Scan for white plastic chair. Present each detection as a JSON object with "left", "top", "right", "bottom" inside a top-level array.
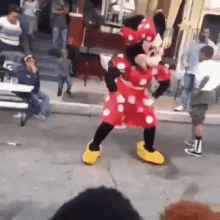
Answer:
[{"left": 0, "top": 51, "right": 25, "bottom": 83}]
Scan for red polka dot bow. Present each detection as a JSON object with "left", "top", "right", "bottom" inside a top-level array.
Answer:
[{"left": 120, "top": 18, "right": 157, "bottom": 45}]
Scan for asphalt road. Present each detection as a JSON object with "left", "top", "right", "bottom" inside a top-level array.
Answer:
[{"left": 0, "top": 113, "right": 220, "bottom": 220}]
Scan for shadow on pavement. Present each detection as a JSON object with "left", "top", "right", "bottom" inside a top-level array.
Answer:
[
  {"left": 0, "top": 201, "right": 58, "bottom": 220},
  {"left": 62, "top": 92, "right": 105, "bottom": 105}
]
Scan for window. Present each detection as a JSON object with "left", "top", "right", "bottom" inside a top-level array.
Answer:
[{"left": 104, "top": 0, "right": 135, "bottom": 27}]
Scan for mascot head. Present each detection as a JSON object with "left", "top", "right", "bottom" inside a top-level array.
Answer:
[{"left": 120, "top": 12, "right": 167, "bottom": 71}]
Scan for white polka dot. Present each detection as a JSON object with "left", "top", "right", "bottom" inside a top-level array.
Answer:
[
  {"left": 118, "top": 104, "right": 124, "bottom": 112},
  {"left": 139, "top": 79, "right": 147, "bottom": 86},
  {"left": 105, "top": 95, "right": 110, "bottom": 102},
  {"left": 141, "top": 34, "right": 146, "bottom": 38},
  {"left": 103, "top": 109, "right": 110, "bottom": 116},
  {"left": 142, "top": 18, "right": 147, "bottom": 22},
  {"left": 147, "top": 36, "right": 152, "bottom": 41},
  {"left": 118, "top": 54, "right": 124, "bottom": 58},
  {"left": 128, "top": 35, "right": 134, "bottom": 41},
  {"left": 117, "top": 63, "right": 126, "bottom": 70},
  {"left": 137, "top": 107, "right": 144, "bottom": 113},
  {"left": 145, "top": 23, "right": 150, "bottom": 29},
  {"left": 146, "top": 116, "right": 154, "bottom": 124},
  {"left": 152, "top": 69, "right": 158, "bottom": 75},
  {"left": 128, "top": 96, "right": 136, "bottom": 104},
  {"left": 119, "top": 69, "right": 125, "bottom": 73},
  {"left": 115, "top": 124, "right": 126, "bottom": 129},
  {"left": 143, "top": 99, "right": 154, "bottom": 106},
  {"left": 117, "top": 94, "right": 125, "bottom": 103},
  {"left": 138, "top": 25, "right": 143, "bottom": 29}
]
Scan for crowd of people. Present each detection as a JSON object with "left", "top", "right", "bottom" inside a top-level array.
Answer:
[
  {"left": 174, "top": 28, "right": 217, "bottom": 112},
  {"left": 0, "top": 1, "right": 73, "bottom": 120},
  {"left": 0, "top": 2, "right": 220, "bottom": 220},
  {"left": 0, "top": 0, "right": 70, "bottom": 53},
  {"left": 171, "top": 28, "right": 220, "bottom": 157}
]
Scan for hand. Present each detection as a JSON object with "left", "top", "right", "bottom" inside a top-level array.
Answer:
[
  {"left": 30, "top": 65, "right": 37, "bottom": 74},
  {"left": 184, "top": 64, "right": 190, "bottom": 69},
  {"left": 193, "top": 88, "right": 200, "bottom": 95}
]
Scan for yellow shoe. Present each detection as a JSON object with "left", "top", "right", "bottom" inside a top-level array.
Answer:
[
  {"left": 82, "top": 141, "right": 102, "bottom": 165},
  {"left": 136, "top": 141, "right": 165, "bottom": 165}
]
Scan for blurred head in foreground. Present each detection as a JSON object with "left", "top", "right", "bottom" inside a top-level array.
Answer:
[
  {"left": 50, "top": 186, "right": 142, "bottom": 220},
  {"left": 160, "top": 199, "right": 220, "bottom": 220}
]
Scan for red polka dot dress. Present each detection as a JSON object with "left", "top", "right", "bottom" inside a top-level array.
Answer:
[{"left": 101, "top": 55, "right": 172, "bottom": 129}]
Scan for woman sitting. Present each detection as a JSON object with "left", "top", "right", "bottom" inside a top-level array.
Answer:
[
  {"left": 0, "top": 4, "right": 24, "bottom": 53},
  {"left": 13, "top": 55, "right": 51, "bottom": 120}
]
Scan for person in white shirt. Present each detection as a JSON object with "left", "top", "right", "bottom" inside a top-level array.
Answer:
[
  {"left": 174, "top": 28, "right": 217, "bottom": 112},
  {"left": 20, "top": 0, "right": 39, "bottom": 37},
  {"left": 0, "top": 4, "right": 23, "bottom": 53},
  {"left": 185, "top": 45, "right": 220, "bottom": 157}
]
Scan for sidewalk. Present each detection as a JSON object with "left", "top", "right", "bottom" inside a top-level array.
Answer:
[{"left": 40, "top": 74, "right": 220, "bottom": 125}]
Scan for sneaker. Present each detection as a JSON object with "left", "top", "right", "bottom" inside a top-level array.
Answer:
[
  {"left": 57, "top": 89, "right": 62, "bottom": 97},
  {"left": 174, "top": 105, "right": 186, "bottom": 111},
  {"left": 66, "top": 90, "right": 72, "bottom": 96},
  {"left": 185, "top": 148, "right": 201, "bottom": 157},
  {"left": 34, "top": 114, "right": 46, "bottom": 121},
  {"left": 13, "top": 113, "right": 22, "bottom": 118},
  {"left": 184, "top": 140, "right": 195, "bottom": 148}
]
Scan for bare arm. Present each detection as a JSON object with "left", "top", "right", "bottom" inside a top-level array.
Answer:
[
  {"left": 64, "top": 4, "right": 70, "bottom": 15},
  {"left": 181, "top": 50, "right": 189, "bottom": 69},
  {"left": 52, "top": 3, "right": 69, "bottom": 15},
  {"left": 198, "top": 76, "right": 210, "bottom": 89}
]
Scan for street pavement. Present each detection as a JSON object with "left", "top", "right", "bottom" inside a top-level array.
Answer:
[{"left": 0, "top": 113, "right": 220, "bottom": 219}]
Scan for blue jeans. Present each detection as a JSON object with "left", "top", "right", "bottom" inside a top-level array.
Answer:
[
  {"left": 52, "top": 27, "right": 68, "bottom": 50},
  {"left": 181, "top": 73, "right": 195, "bottom": 108},
  {"left": 31, "top": 91, "right": 51, "bottom": 117},
  {"left": 58, "top": 75, "right": 72, "bottom": 90}
]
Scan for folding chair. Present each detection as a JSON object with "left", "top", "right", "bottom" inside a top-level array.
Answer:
[{"left": 0, "top": 51, "right": 25, "bottom": 82}]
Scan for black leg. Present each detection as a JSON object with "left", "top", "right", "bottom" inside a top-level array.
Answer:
[
  {"left": 143, "top": 127, "right": 156, "bottom": 152},
  {"left": 89, "top": 122, "right": 114, "bottom": 151}
]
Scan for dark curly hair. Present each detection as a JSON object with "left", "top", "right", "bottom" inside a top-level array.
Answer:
[
  {"left": 200, "top": 45, "right": 214, "bottom": 59},
  {"left": 50, "top": 186, "right": 142, "bottom": 220},
  {"left": 8, "top": 4, "right": 22, "bottom": 15}
]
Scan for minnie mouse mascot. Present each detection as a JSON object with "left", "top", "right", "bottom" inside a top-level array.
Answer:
[{"left": 82, "top": 12, "right": 172, "bottom": 165}]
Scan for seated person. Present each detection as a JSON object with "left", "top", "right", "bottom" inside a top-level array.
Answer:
[
  {"left": 0, "top": 4, "right": 24, "bottom": 53},
  {"left": 13, "top": 55, "right": 51, "bottom": 120},
  {"left": 50, "top": 186, "right": 142, "bottom": 220}
]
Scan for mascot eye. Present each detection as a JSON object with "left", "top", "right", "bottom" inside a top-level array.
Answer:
[{"left": 149, "top": 50, "right": 155, "bottom": 57}]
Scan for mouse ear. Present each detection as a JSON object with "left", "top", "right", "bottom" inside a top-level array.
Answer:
[{"left": 153, "top": 11, "right": 166, "bottom": 38}]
